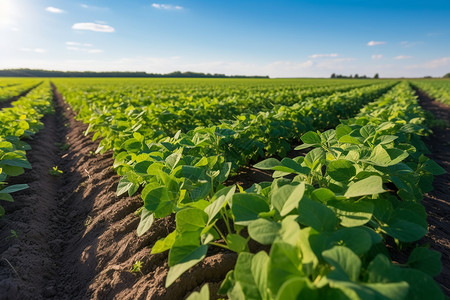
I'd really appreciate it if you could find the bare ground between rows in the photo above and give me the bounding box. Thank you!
[415,88,450,296]
[0,84,236,300]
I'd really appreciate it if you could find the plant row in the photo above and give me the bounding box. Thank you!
[0,82,54,217]
[0,79,41,102]
[184,81,445,299]
[410,79,450,105]
[56,79,447,298]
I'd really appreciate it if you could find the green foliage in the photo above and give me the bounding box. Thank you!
[52,78,445,299]
[0,81,53,218]
[49,166,63,176]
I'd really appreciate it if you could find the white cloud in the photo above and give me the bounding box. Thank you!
[80,4,109,10]
[88,49,103,53]
[309,53,338,58]
[400,41,422,48]
[66,42,102,54]
[66,41,93,47]
[371,54,383,60]
[20,48,47,53]
[367,41,386,46]
[45,7,65,14]
[422,57,450,69]
[72,23,115,33]
[152,3,183,10]
[394,55,413,60]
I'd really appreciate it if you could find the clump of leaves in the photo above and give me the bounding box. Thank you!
[49,166,63,176]
[6,230,18,240]
[129,260,143,275]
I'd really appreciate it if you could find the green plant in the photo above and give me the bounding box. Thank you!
[49,166,63,176]
[129,260,143,275]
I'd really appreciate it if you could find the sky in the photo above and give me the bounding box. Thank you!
[0,0,449,78]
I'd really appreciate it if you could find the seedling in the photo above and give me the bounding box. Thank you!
[49,166,63,176]
[129,260,143,275]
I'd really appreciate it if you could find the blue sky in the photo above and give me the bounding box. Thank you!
[1,0,449,77]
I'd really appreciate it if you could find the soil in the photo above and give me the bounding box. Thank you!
[0,85,235,300]
[414,88,450,296]
[0,85,448,299]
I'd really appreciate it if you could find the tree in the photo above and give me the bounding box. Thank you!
[374,73,379,79]
[444,73,450,78]
[354,74,359,79]
[331,73,336,78]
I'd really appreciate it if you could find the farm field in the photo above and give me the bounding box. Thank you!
[0,78,449,300]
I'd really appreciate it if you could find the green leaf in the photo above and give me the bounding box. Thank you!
[301,131,321,144]
[0,159,31,169]
[254,158,281,170]
[297,197,338,232]
[322,246,361,281]
[232,193,270,226]
[267,242,304,295]
[327,159,356,182]
[304,148,325,170]
[226,234,249,253]
[0,184,28,194]
[151,231,177,254]
[176,208,208,232]
[166,244,208,287]
[338,135,361,144]
[311,188,336,203]
[251,251,269,299]
[144,186,174,218]
[248,218,281,245]
[382,209,427,242]
[136,208,154,236]
[275,278,318,300]
[0,205,4,217]
[204,185,235,224]
[271,182,305,216]
[234,252,261,300]
[336,124,352,139]
[344,176,386,198]
[116,175,134,196]
[407,247,442,277]
[421,159,445,175]
[328,199,374,227]
[327,227,373,255]
[364,282,409,300]
[186,284,210,300]
[166,152,182,170]
[0,193,13,202]
[367,145,409,167]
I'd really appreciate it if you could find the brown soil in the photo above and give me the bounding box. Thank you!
[414,88,450,296]
[0,85,235,300]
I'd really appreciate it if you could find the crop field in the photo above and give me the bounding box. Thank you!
[0,78,449,300]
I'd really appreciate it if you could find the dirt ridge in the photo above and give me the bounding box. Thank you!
[413,88,450,296]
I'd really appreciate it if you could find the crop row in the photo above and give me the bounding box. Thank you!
[51,79,445,298]
[410,79,450,105]
[0,79,42,102]
[183,81,445,299]
[0,82,54,217]
[54,79,387,140]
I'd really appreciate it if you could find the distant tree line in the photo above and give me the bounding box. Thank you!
[0,69,270,78]
[444,73,450,78]
[331,73,379,79]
